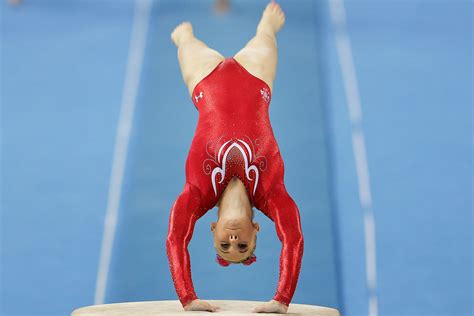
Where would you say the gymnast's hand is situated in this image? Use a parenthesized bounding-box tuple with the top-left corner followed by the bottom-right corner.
(184, 299, 221, 312)
(252, 299, 289, 313)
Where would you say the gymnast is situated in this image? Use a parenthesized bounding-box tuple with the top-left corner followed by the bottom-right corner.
(166, 1, 304, 313)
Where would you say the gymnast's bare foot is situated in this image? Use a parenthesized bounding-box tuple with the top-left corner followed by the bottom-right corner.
(257, 1, 286, 37)
(214, 0, 230, 14)
(184, 299, 221, 312)
(171, 21, 194, 47)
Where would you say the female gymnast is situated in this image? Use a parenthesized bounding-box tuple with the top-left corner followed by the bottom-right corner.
(166, 1, 304, 313)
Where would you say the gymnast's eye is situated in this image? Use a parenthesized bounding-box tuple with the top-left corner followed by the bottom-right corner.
(238, 243, 248, 251)
(220, 243, 230, 250)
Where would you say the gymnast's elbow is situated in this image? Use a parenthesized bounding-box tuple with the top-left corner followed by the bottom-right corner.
(281, 230, 304, 249)
(166, 232, 184, 249)
(294, 232, 304, 249)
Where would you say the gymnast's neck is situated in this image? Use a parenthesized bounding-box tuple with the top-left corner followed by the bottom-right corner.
(217, 177, 254, 220)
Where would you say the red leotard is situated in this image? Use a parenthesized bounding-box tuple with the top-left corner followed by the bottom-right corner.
(166, 57, 304, 307)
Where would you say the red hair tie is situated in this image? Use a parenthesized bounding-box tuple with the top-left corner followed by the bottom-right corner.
(215, 253, 257, 266)
(215, 254, 230, 267)
(242, 254, 257, 265)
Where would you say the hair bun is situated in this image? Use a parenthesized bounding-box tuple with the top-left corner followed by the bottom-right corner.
(242, 254, 257, 266)
(215, 254, 231, 267)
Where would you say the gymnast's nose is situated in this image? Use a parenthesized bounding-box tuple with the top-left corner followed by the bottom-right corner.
(229, 234, 238, 241)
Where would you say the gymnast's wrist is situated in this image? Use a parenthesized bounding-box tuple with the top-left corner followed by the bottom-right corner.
(181, 293, 199, 308)
(272, 294, 291, 307)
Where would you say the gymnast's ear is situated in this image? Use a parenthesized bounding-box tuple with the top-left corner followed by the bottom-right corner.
(253, 222, 260, 232)
(211, 222, 217, 232)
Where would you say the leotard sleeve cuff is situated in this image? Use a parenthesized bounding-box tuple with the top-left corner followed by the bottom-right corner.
(273, 293, 291, 307)
(180, 292, 199, 308)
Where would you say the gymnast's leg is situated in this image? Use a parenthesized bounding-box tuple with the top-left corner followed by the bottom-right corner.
(233, 1, 285, 92)
(171, 22, 225, 97)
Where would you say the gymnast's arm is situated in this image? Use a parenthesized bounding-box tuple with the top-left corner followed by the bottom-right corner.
(166, 182, 201, 307)
(265, 183, 305, 306)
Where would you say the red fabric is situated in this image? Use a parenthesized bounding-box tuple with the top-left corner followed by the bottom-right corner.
(166, 57, 304, 307)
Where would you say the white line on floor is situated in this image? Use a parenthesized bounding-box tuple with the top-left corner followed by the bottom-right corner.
(329, 0, 379, 315)
(94, 0, 152, 305)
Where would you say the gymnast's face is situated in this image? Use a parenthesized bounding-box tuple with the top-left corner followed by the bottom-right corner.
(211, 216, 259, 263)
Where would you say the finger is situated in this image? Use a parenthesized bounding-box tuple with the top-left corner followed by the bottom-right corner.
(253, 306, 263, 313)
(207, 304, 218, 312)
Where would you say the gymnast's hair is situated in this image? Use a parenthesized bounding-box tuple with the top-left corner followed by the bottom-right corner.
(214, 235, 257, 266)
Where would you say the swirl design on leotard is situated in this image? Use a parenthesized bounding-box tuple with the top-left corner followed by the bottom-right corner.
(202, 136, 267, 196)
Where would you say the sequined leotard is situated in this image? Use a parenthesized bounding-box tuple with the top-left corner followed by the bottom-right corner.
(166, 57, 304, 307)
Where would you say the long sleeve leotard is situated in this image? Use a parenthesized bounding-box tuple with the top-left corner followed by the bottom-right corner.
(166, 57, 304, 307)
